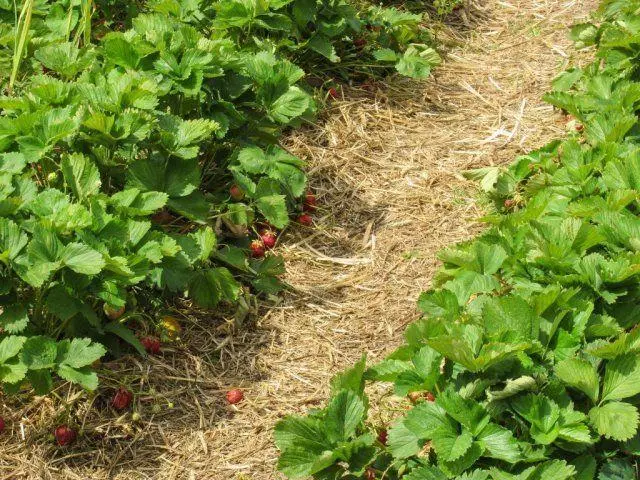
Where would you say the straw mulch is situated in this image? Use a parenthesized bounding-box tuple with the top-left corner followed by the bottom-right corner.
(0, 0, 597, 478)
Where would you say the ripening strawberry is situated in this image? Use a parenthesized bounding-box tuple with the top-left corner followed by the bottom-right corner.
(54, 425, 76, 446)
(328, 87, 339, 99)
(303, 191, 317, 212)
(425, 392, 435, 402)
(0, 417, 5, 434)
(365, 468, 376, 480)
(141, 336, 161, 354)
(226, 388, 244, 405)
(230, 184, 244, 201)
(260, 230, 277, 249)
(377, 428, 387, 446)
(112, 387, 133, 410)
(103, 303, 125, 320)
(297, 214, 313, 226)
(250, 240, 266, 258)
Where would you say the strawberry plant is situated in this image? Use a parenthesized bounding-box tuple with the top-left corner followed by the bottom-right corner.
(0, 0, 441, 396)
(275, 1, 640, 478)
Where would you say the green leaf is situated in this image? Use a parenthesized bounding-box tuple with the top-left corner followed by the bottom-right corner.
(436, 388, 490, 436)
(61, 243, 105, 275)
(0, 336, 26, 363)
(0, 218, 28, 263)
(482, 295, 539, 342)
(324, 390, 365, 443)
(404, 401, 455, 440)
(476, 423, 521, 464)
(598, 458, 635, 480)
(188, 268, 241, 308)
(274, 415, 329, 453)
(45, 285, 80, 321)
(103, 321, 147, 357)
(0, 360, 27, 384)
(396, 46, 440, 79)
(438, 442, 483, 477)
(555, 358, 600, 402)
(570, 455, 597, 480)
(27, 370, 53, 395)
(0, 305, 29, 333)
(601, 354, 640, 402)
(570, 23, 598, 48)
(589, 402, 638, 441)
(255, 194, 289, 229)
(404, 466, 448, 480)
(307, 35, 339, 62)
(432, 427, 473, 462)
(276, 447, 336, 479)
(486, 376, 537, 402)
(269, 86, 312, 124)
(20, 336, 57, 369)
(56, 338, 106, 369)
(387, 418, 423, 459)
(103, 34, 141, 69)
(511, 394, 560, 445)
(373, 48, 399, 62)
(56, 363, 99, 391)
(330, 355, 366, 397)
(61, 153, 101, 201)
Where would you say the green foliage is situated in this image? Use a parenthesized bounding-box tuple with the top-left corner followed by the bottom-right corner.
(0, 0, 440, 394)
(275, 0, 640, 477)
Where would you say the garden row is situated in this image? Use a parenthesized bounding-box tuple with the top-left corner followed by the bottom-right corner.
(0, 0, 456, 395)
(275, 0, 640, 478)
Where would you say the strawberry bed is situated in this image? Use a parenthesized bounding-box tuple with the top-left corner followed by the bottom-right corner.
(275, 1, 640, 478)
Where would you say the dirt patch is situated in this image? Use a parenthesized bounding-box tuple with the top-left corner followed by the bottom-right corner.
(0, 1, 597, 478)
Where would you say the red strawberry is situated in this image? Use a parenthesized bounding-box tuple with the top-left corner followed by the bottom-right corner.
(504, 199, 515, 209)
(377, 428, 387, 446)
(229, 184, 244, 201)
(54, 425, 76, 446)
(260, 230, 277, 249)
(297, 214, 313, 226)
(354, 38, 366, 48)
(140, 336, 161, 355)
(250, 240, 265, 258)
(328, 88, 339, 99)
(226, 388, 244, 405)
(425, 392, 436, 402)
(303, 191, 317, 212)
(0, 417, 5, 434)
(111, 387, 133, 410)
